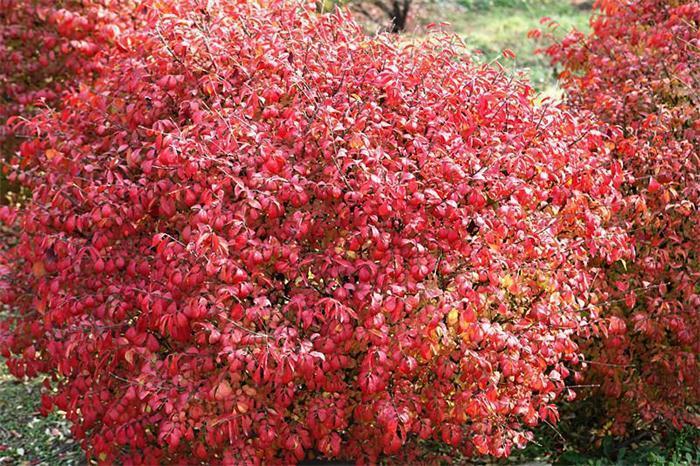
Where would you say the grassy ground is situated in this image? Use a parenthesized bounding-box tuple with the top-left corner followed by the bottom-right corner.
(420, 0, 592, 97)
(0, 364, 83, 465)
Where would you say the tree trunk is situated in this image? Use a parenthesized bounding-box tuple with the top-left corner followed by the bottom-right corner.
(388, 0, 410, 33)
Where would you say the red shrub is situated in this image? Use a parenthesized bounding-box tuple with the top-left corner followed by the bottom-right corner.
(2, 1, 628, 463)
(544, 0, 700, 435)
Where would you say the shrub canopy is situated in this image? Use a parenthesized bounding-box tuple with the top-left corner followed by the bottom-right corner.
(0, 0, 638, 464)
(545, 0, 699, 435)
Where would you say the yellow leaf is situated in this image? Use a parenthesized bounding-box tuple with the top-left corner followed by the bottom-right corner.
(237, 400, 249, 414)
(447, 308, 459, 327)
(124, 349, 135, 365)
(501, 274, 513, 289)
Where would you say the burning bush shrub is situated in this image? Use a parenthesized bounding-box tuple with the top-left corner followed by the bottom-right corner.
(544, 0, 699, 436)
(2, 0, 628, 463)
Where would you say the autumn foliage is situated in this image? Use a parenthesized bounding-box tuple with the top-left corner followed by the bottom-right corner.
(0, 0, 637, 463)
(0, 0, 143, 201)
(0, 0, 130, 121)
(0, 0, 696, 464)
(544, 0, 699, 435)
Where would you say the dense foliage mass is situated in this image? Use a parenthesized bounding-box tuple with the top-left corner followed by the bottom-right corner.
(544, 0, 699, 435)
(0, 0, 148, 123)
(0, 0, 141, 201)
(0, 0, 631, 463)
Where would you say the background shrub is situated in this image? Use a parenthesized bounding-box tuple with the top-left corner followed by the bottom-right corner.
(544, 0, 699, 437)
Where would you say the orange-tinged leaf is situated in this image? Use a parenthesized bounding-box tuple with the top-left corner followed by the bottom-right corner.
(32, 261, 46, 278)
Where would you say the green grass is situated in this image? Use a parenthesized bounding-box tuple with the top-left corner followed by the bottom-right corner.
(423, 0, 592, 96)
(0, 364, 83, 465)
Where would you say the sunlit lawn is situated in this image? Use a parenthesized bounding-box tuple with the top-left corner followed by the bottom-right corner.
(419, 0, 592, 97)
